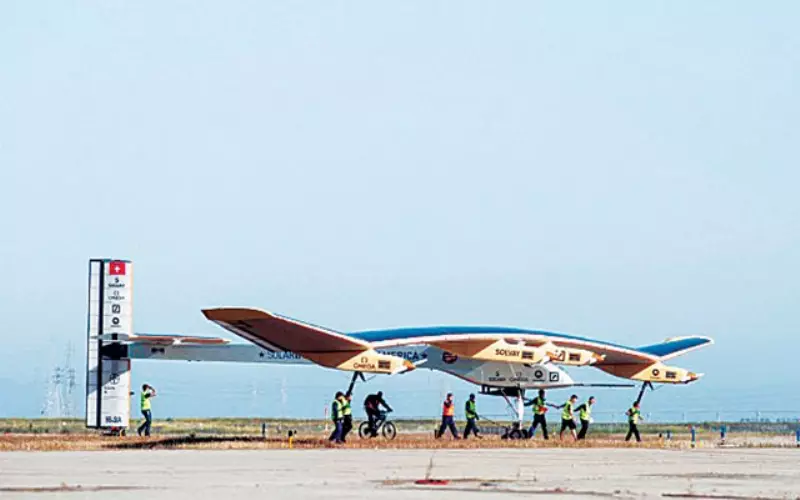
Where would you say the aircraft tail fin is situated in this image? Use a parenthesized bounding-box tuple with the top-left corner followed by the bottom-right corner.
(637, 336, 713, 361)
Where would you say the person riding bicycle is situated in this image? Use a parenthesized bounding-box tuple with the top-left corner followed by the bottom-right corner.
(363, 391, 393, 437)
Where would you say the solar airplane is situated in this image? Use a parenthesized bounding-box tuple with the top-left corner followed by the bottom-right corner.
(132, 308, 712, 426)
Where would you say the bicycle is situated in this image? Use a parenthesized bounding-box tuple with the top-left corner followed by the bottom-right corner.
(358, 410, 397, 440)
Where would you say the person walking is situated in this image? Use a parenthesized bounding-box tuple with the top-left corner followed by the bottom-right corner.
(463, 393, 481, 439)
(341, 394, 353, 442)
(625, 401, 643, 442)
(136, 384, 156, 437)
(558, 394, 579, 441)
(526, 389, 549, 440)
(328, 391, 345, 444)
(436, 393, 460, 439)
(576, 396, 596, 440)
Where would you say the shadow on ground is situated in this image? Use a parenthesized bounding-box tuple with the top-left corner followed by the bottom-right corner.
(107, 436, 323, 449)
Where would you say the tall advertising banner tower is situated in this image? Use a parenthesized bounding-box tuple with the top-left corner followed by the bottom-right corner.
(85, 259, 133, 429)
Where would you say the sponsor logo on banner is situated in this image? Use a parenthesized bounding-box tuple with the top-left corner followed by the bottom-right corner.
(106, 290, 127, 302)
(108, 261, 127, 276)
(108, 276, 126, 289)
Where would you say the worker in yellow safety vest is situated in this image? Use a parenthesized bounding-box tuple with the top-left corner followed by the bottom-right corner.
(340, 394, 353, 442)
(525, 389, 550, 440)
(463, 393, 481, 439)
(557, 394, 579, 441)
(136, 384, 156, 437)
(328, 392, 345, 444)
(625, 401, 643, 442)
(576, 396, 596, 440)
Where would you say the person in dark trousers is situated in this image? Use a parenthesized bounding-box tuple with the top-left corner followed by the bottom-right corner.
(340, 394, 353, 442)
(436, 393, 460, 439)
(328, 391, 345, 444)
(363, 391, 393, 437)
(463, 393, 481, 439)
(576, 396, 596, 440)
(625, 401, 643, 442)
(136, 384, 156, 437)
(557, 394, 579, 441)
(525, 389, 549, 439)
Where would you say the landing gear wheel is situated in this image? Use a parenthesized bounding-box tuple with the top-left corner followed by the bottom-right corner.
(382, 422, 397, 440)
(358, 422, 373, 439)
(508, 429, 523, 440)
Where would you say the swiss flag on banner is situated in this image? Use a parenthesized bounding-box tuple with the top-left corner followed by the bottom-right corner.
(109, 261, 126, 275)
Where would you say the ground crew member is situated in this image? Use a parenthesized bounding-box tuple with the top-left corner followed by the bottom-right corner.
(436, 393, 460, 439)
(463, 393, 481, 439)
(557, 394, 579, 441)
(341, 394, 353, 442)
(525, 389, 549, 440)
(363, 391, 393, 437)
(625, 401, 643, 442)
(576, 396, 596, 440)
(328, 391, 344, 444)
(136, 384, 156, 437)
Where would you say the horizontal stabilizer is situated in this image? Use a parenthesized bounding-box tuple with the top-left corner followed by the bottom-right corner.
(130, 334, 229, 345)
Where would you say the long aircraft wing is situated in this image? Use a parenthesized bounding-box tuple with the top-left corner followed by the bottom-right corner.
(367, 333, 660, 365)
(202, 308, 369, 353)
(201, 308, 414, 374)
(201, 307, 711, 382)
(365, 330, 711, 382)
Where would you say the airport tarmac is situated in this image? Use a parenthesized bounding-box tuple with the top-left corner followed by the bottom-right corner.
(1, 448, 799, 499)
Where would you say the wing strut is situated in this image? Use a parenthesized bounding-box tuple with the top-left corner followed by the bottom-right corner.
(635, 381, 654, 405)
(346, 371, 366, 397)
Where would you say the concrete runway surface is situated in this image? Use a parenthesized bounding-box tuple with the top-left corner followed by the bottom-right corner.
(1, 448, 799, 499)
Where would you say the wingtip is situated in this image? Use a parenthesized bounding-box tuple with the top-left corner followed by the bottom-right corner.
(201, 307, 274, 322)
(663, 335, 715, 344)
(684, 372, 704, 383)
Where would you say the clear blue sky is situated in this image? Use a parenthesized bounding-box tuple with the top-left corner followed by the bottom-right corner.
(1, 2, 798, 421)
